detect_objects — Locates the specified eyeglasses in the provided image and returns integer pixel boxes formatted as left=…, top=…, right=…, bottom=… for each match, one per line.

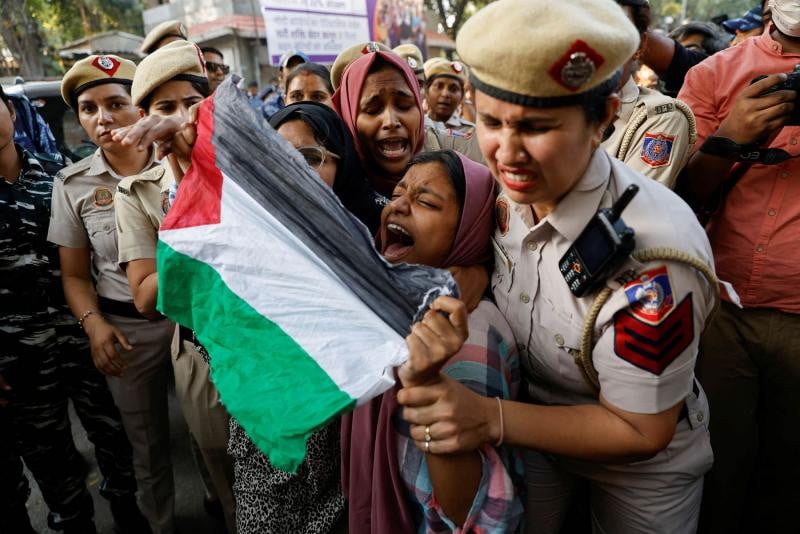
left=205, top=61, right=230, bottom=75
left=297, top=146, right=340, bottom=170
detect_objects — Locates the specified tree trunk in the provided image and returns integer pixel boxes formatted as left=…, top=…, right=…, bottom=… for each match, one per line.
left=0, top=0, right=46, bottom=79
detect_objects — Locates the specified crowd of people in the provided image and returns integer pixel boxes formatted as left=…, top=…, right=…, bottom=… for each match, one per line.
left=1, top=0, right=798, bottom=533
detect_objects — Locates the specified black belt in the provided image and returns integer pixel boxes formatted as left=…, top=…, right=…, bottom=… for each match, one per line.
left=98, top=296, right=163, bottom=321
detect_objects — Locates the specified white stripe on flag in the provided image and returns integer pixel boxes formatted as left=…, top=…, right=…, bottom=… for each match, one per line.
left=160, top=174, right=407, bottom=402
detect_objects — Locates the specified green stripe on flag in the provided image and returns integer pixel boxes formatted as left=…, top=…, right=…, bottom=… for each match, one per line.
left=157, top=240, right=355, bottom=472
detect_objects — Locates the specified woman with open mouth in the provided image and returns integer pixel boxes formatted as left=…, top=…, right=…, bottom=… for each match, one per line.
left=342, top=149, right=524, bottom=534
left=333, top=49, right=424, bottom=199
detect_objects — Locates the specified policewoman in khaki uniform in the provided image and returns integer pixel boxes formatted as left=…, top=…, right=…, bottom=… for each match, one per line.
left=397, top=1, right=717, bottom=532
left=48, top=55, right=178, bottom=534
left=113, top=40, right=236, bottom=534
left=423, top=57, right=477, bottom=137
left=601, top=0, right=697, bottom=189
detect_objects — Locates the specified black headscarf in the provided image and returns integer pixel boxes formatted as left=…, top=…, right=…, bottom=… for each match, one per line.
left=269, top=102, right=382, bottom=232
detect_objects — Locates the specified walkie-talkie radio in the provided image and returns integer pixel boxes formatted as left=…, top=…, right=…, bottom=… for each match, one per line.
left=559, top=185, right=639, bottom=298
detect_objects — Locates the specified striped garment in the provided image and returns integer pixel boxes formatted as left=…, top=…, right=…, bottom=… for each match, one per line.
left=156, top=79, right=458, bottom=472
left=398, top=301, right=526, bottom=533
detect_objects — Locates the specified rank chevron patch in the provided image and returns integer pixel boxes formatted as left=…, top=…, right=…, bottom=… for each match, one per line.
left=613, top=293, right=694, bottom=375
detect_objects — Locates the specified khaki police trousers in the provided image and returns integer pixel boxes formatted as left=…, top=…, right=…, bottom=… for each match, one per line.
left=523, top=386, right=713, bottom=534
left=174, top=336, right=235, bottom=533
left=696, top=301, right=800, bottom=534
left=105, top=314, right=176, bottom=534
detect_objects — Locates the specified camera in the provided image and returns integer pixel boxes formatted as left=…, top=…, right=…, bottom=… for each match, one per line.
left=752, top=64, right=800, bottom=126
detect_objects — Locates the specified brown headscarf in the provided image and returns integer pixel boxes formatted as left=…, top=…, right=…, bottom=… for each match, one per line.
left=332, top=50, right=425, bottom=196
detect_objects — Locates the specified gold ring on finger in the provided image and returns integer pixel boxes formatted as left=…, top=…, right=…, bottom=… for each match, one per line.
left=425, top=425, right=432, bottom=443
left=424, top=440, right=430, bottom=453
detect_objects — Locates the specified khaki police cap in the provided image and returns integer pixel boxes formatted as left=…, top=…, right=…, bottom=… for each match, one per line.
left=393, top=43, right=424, bottom=73
left=140, top=20, right=188, bottom=55
left=330, top=41, right=393, bottom=90
left=457, top=0, right=639, bottom=104
left=424, top=58, right=467, bottom=85
left=132, top=40, right=208, bottom=107
left=61, top=55, right=137, bottom=108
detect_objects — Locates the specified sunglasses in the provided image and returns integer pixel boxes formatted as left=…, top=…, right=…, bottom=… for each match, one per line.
left=297, top=146, right=340, bottom=170
left=205, top=61, right=230, bottom=74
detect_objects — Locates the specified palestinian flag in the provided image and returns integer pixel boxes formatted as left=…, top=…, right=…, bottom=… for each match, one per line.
left=157, top=80, right=457, bottom=472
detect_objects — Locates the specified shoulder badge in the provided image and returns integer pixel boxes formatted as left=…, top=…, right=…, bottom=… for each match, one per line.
left=495, top=197, right=509, bottom=236
left=93, top=187, right=114, bottom=207
left=641, top=133, right=675, bottom=168
left=613, top=266, right=694, bottom=375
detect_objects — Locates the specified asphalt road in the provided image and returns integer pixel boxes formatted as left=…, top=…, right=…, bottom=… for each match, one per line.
left=26, top=386, right=228, bottom=534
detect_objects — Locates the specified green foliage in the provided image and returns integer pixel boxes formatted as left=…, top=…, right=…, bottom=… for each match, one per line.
left=650, top=0, right=758, bottom=29
left=30, top=0, right=144, bottom=47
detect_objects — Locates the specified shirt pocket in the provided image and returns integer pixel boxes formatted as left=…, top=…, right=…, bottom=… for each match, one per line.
left=491, top=237, right=515, bottom=316
left=84, top=214, right=120, bottom=266
left=537, top=304, right=590, bottom=392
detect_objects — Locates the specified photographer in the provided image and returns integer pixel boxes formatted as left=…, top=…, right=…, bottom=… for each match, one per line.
left=677, top=0, right=800, bottom=531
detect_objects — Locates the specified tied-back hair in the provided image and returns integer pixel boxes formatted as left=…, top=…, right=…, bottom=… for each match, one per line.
left=285, top=63, right=334, bottom=94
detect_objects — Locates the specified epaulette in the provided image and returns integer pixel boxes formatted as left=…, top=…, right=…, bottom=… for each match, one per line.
left=117, top=165, right=166, bottom=196
left=55, top=156, right=92, bottom=183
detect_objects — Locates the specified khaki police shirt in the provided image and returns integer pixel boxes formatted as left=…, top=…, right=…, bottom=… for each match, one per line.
left=602, top=77, right=694, bottom=189
left=48, top=148, right=158, bottom=302
left=430, top=112, right=476, bottom=138
left=424, top=116, right=485, bottom=164
left=115, top=164, right=175, bottom=265
left=491, top=149, right=715, bottom=414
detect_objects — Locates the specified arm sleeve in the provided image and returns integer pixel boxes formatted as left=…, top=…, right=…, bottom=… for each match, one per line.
left=663, top=43, right=708, bottom=95
left=677, top=61, right=720, bottom=151
left=593, top=261, right=715, bottom=414
left=47, top=178, right=89, bottom=248
left=115, top=188, right=158, bottom=264
left=397, top=302, right=524, bottom=532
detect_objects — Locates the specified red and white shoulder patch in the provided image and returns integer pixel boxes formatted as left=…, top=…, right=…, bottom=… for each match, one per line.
left=613, top=267, right=694, bottom=375
left=640, top=132, right=675, bottom=168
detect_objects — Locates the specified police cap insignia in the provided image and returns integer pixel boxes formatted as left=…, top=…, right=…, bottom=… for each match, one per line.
left=548, top=40, right=605, bottom=91
left=363, top=42, right=381, bottom=54
left=641, top=133, right=675, bottom=168
left=451, top=61, right=464, bottom=73
left=407, top=57, right=418, bottom=69
left=93, top=187, right=114, bottom=207
left=92, top=55, right=121, bottom=76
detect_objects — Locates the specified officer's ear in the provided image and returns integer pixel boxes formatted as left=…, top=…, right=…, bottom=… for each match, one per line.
left=138, top=107, right=146, bottom=119
left=591, top=94, right=620, bottom=149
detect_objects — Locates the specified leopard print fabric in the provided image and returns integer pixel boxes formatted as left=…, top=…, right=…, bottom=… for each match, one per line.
left=229, top=417, right=346, bottom=533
